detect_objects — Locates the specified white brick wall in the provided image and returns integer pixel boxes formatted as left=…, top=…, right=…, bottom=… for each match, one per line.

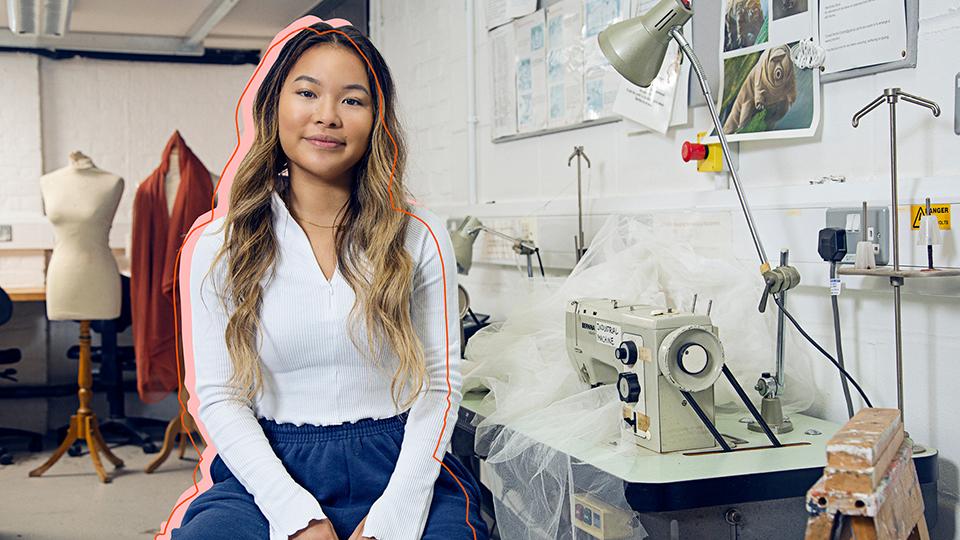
left=0, top=54, right=43, bottom=215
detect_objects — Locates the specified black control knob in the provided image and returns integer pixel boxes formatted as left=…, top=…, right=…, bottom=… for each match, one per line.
left=618, top=372, right=641, bottom=403
left=615, top=341, right=639, bottom=366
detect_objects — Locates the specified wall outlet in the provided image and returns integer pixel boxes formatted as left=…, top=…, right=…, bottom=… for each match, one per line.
left=825, top=207, right=889, bottom=266
left=0, top=225, right=12, bottom=242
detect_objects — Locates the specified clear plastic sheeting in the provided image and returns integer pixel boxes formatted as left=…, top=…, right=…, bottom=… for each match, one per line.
left=462, top=212, right=818, bottom=539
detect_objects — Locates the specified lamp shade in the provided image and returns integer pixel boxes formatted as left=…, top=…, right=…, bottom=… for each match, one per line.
left=451, top=216, right=483, bottom=274
left=597, top=0, right=692, bottom=87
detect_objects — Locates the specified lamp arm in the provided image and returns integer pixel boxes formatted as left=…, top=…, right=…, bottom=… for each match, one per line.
left=479, top=225, right=536, bottom=251
left=670, top=26, right=771, bottom=272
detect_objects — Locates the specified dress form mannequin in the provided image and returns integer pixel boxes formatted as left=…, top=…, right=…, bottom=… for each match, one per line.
left=145, top=142, right=217, bottom=473
left=163, top=147, right=220, bottom=215
left=39, top=151, right=124, bottom=321
left=31, top=151, right=125, bottom=483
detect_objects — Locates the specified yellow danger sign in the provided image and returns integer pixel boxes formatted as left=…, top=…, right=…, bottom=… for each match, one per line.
left=911, top=204, right=951, bottom=230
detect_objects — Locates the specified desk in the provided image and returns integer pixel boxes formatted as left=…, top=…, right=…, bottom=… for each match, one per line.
left=6, top=287, right=45, bottom=302
left=454, top=390, right=939, bottom=539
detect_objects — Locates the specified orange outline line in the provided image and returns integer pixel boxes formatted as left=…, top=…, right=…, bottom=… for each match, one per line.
left=154, top=25, right=476, bottom=540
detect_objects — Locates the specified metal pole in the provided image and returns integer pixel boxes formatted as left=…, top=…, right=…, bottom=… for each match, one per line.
left=671, top=27, right=770, bottom=271
left=888, top=91, right=900, bottom=274
left=569, top=146, right=590, bottom=262
left=775, top=249, right=788, bottom=396
left=925, top=197, right=934, bottom=270
left=577, top=150, right=584, bottom=258
left=887, top=91, right=905, bottom=418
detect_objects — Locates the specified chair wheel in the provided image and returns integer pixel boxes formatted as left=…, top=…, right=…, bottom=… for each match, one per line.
left=142, top=442, right=159, bottom=454
left=0, top=454, right=13, bottom=465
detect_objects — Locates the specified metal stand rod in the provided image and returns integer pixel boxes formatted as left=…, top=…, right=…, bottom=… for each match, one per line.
left=925, top=198, right=934, bottom=270
left=671, top=27, right=769, bottom=271
left=724, top=365, right=782, bottom=447
left=893, top=278, right=904, bottom=414
left=681, top=390, right=731, bottom=452
left=568, top=146, right=591, bottom=262
left=775, top=249, right=788, bottom=396
left=888, top=97, right=906, bottom=418
left=851, top=88, right=940, bottom=423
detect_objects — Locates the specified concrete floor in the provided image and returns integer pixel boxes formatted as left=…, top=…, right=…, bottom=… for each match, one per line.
left=0, top=435, right=206, bottom=539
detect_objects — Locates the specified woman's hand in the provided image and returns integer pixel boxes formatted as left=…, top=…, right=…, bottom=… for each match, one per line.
left=347, top=516, right=376, bottom=540
left=290, top=518, right=339, bottom=540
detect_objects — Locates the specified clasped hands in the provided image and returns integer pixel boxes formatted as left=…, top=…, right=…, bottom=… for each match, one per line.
left=290, top=516, right=375, bottom=540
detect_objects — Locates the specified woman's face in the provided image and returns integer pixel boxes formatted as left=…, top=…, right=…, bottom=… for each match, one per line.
left=277, top=43, right=375, bottom=185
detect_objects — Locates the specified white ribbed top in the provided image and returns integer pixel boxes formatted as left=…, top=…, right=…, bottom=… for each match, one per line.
left=186, top=190, right=461, bottom=540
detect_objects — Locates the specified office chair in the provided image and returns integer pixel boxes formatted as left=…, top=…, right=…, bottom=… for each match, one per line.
left=0, top=286, right=44, bottom=465
left=57, top=275, right=165, bottom=457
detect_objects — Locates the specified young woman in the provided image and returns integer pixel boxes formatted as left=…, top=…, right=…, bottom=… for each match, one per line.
left=172, top=21, right=488, bottom=540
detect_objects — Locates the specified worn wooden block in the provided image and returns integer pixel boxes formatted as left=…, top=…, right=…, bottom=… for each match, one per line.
left=804, top=512, right=837, bottom=540
left=824, top=428, right=905, bottom=493
left=826, top=408, right=902, bottom=471
left=805, top=409, right=929, bottom=540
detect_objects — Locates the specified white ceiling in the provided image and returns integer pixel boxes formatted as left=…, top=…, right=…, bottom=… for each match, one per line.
left=0, top=0, right=322, bottom=52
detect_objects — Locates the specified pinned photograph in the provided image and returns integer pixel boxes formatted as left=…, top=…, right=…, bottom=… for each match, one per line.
left=718, top=41, right=816, bottom=137
left=724, top=0, right=769, bottom=52
left=773, top=0, right=808, bottom=21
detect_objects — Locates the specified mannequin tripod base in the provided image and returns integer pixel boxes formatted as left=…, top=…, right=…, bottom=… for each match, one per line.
left=29, top=411, right=124, bottom=483
left=28, top=320, right=125, bottom=483
left=145, top=411, right=201, bottom=473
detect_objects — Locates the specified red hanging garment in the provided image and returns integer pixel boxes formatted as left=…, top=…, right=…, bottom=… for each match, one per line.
left=130, top=131, right=215, bottom=403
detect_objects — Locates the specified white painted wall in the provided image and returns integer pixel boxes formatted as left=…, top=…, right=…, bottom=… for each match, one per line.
left=372, top=0, right=960, bottom=537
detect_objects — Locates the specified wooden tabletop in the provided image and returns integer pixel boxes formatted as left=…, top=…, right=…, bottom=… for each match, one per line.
left=5, top=287, right=46, bottom=302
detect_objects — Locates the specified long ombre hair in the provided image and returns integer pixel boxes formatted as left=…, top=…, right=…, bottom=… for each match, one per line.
left=206, top=22, right=425, bottom=411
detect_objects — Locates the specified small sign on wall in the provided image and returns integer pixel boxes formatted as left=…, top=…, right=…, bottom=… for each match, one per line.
left=910, top=204, right=951, bottom=230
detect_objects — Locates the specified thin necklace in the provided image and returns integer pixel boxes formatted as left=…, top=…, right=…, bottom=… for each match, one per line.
left=290, top=210, right=343, bottom=228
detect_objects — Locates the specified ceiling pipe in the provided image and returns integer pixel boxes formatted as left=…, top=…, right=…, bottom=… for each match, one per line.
left=7, top=0, right=38, bottom=35
left=40, top=0, right=73, bottom=37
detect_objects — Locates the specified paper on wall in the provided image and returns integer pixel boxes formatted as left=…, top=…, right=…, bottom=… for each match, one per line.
left=516, top=10, right=548, bottom=133
left=711, top=0, right=821, bottom=143
left=613, top=0, right=692, bottom=133
left=819, top=0, right=907, bottom=74
left=583, top=0, right=627, bottom=120
left=491, top=22, right=518, bottom=139
left=485, top=0, right=538, bottom=31
left=546, top=0, right=584, bottom=128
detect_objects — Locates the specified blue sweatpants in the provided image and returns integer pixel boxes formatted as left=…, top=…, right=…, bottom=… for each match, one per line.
left=171, top=414, right=488, bottom=540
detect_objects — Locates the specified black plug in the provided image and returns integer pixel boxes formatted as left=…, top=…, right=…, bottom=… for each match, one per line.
left=818, top=228, right=847, bottom=263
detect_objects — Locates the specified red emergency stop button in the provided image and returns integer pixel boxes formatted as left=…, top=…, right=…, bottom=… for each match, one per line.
left=680, top=0, right=691, bottom=7
left=681, top=141, right=708, bottom=162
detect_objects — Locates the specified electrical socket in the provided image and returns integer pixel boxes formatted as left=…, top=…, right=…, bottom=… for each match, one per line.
left=0, top=224, right=11, bottom=242
left=825, top=207, right=889, bottom=266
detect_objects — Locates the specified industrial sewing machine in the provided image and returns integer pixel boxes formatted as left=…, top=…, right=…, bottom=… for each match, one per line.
left=566, top=298, right=778, bottom=454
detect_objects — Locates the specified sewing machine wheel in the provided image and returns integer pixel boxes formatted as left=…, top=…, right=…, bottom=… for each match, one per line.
left=658, top=325, right=725, bottom=393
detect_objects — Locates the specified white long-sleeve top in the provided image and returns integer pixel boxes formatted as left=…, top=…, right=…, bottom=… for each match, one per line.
left=185, top=190, right=462, bottom=540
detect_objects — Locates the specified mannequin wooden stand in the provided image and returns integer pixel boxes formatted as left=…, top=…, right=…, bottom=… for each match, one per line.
left=145, top=344, right=202, bottom=473
left=29, top=321, right=125, bottom=483
left=805, top=408, right=929, bottom=540
left=145, top=410, right=200, bottom=473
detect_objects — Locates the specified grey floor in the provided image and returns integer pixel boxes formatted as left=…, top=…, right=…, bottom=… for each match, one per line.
left=0, top=436, right=206, bottom=539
